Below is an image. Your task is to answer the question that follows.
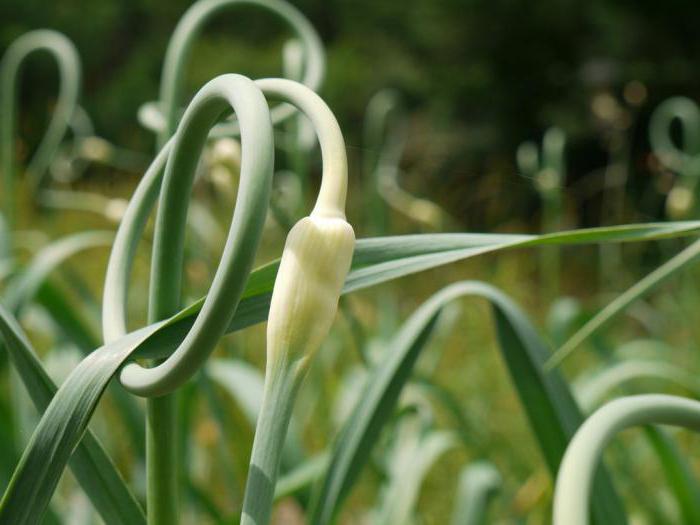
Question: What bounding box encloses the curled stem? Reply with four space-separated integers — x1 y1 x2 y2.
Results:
649 97 700 218
0 29 80 231
142 0 324 146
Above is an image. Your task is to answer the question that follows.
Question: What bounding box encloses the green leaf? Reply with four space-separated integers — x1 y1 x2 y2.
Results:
574 359 700 411
547 237 700 369
2 231 113 313
372 413 457 525
0 305 145 525
134 222 700 362
4 232 146 456
309 281 628 525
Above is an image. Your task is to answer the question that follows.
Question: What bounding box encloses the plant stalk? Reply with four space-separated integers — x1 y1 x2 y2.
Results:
241 361 305 525
146 393 178 525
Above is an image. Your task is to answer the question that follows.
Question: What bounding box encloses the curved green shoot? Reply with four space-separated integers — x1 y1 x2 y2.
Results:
139 0 324 146
574 359 700 411
553 394 700 525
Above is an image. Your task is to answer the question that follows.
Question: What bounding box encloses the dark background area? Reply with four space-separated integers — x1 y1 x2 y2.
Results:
3 0 700 232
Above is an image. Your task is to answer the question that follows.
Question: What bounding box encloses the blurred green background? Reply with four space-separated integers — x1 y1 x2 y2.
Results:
4 0 700 231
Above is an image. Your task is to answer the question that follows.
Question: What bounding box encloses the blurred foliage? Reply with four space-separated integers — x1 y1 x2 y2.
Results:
4 0 700 232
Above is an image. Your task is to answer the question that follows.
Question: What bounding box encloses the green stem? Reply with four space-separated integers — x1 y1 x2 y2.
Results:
147 394 178 525
553 394 700 525
241 362 304 525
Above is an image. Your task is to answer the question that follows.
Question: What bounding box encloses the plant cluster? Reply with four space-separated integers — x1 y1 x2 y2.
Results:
2 2 700 524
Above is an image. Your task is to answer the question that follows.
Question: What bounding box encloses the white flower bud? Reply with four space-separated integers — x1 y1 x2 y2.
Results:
266 213 355 368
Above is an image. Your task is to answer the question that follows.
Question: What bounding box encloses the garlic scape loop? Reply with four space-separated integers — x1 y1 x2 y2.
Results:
0 29 80 229
138 0 325 145
553 394 700 525
649 96 700 218
115 74 275 397
105 76 352 399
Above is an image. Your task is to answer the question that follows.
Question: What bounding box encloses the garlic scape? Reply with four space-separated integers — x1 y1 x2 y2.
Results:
100 73 351 524
553 394 700 525
242 78 354 525
136 0 325 146
649 96 700 218
0 29 80 233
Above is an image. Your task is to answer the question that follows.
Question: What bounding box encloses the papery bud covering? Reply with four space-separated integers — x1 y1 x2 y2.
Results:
266 213 355 367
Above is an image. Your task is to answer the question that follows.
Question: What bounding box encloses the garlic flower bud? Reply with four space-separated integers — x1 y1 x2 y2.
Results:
266 212 355 368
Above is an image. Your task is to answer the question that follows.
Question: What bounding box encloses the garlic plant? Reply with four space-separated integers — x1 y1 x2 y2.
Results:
7 6 700 525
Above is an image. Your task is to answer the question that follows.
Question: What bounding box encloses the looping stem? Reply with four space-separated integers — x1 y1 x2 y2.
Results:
0 29 81 233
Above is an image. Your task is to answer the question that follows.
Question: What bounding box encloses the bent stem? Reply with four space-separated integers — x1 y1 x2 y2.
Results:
242 360 305 524
154 0 324 146
553 394 700 525
0 29 80 237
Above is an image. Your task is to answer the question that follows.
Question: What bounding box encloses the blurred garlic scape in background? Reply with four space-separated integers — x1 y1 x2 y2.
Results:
364 89 455 233
0 29 150 229
516 126 566 300
649 96 700 219
137 0 325 145
0 29 80 231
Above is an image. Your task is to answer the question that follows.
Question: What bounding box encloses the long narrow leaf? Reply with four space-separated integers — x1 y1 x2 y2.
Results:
309 281 627 525
0 306 145 525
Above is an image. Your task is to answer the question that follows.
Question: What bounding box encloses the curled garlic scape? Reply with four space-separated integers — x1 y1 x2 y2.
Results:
649 96 700 218
137 0 325 145
0 29 81 230
239 80 353 525
104 76 353 398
